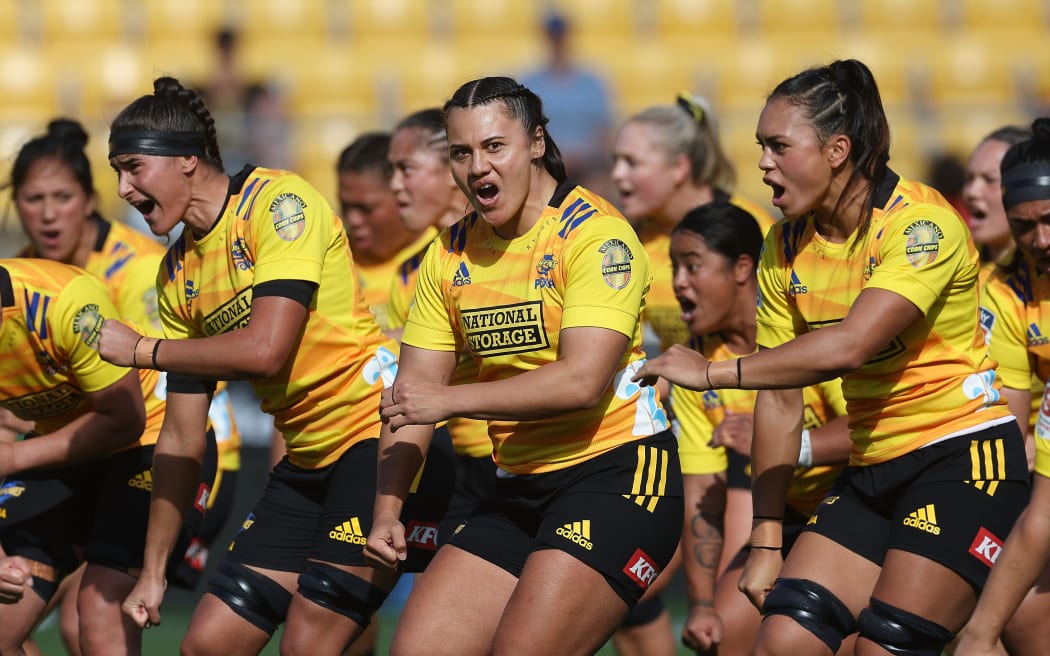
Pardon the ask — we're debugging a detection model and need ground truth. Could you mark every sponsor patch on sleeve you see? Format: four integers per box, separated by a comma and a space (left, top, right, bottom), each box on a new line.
270, 192, 307, 241
72, 303, 103, 349
902, 219, 944, 267
598, 239, 634, 289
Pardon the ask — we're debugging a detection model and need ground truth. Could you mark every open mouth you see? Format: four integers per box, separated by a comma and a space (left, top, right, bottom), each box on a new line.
476, 183, 498, 200
969, 207, 987, 222
770, 183, 785, 204
133, 200, 156, 217
677, 296, 697, 322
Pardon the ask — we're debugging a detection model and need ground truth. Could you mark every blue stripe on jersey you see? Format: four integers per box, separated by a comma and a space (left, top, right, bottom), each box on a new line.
105, 250, 134, 280
449, 219, 469, 253
1007, 265, 1034, 303
164, 240, 186, 282
558, 197, 597, 239
783, 219, 808, 264
399, 253, 424, 285
241, 179, 271, 220
236, 177, 261, 216
25, 291, 50, 340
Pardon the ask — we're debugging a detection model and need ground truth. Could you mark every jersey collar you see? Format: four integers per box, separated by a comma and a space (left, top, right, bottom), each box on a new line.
91, 214, 111, 252
0, 266, 13, 308
548, 177, 577, 208
873, 168, 901, 210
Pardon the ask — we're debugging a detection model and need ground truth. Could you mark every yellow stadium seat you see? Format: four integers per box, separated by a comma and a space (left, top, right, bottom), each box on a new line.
134, 0, 226, 41
234, 0, 330, 41
345, 0, 433, 40
653, 0, 741, 39
557, 0, 636, 39
33, 0, 125, 41
283, 43, 381, 124
754, 0, 846, 33
957, 0, 1048, 31
0, 47, 59, 122
854, 0, 946, 33
446, 0, 541, 38
921, 34, 1019, 105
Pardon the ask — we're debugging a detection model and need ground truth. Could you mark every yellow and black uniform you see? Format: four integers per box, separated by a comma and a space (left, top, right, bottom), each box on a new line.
357, 228, 436, 333
388, 232, 495, 542
157, 166, 452, 581
675, 334, 846, 550
21, 216, 225, 587
756, 171, 1028, 587
640, 191, 777, 352
0, 259, 202, 600
980, 255, 1050, 443
403, 179, 681, 604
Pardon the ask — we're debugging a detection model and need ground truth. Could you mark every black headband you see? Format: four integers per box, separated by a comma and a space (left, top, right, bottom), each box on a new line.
108, 129, 207, 159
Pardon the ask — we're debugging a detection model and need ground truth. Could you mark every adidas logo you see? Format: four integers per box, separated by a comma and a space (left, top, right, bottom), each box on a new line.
903, 504, 941, 535
329, 517, 368, 545
452, 262, 471, 287
128, 470, 153, 491
555, 520, 594, 551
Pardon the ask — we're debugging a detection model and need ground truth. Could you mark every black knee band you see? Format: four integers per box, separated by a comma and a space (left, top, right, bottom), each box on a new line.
857, 597, 954, 656
207, 560, 292, 636
297, 562, 389, 626
762, 577, 857, 653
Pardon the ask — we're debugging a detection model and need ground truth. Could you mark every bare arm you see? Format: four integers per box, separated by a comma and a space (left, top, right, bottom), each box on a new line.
384, 326, 629, 429
100, 295, 309, 379
636, 288, 924, 391
1, 371, 145, 476
680, 472, 727, 652
366, 345, 457, 568
123, 390, 210, 627
738, 386, 803, 610
807, 414, 852, 466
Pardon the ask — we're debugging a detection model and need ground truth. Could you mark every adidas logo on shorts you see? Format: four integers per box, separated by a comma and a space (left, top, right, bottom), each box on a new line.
128, 470, 153, 492
329, 517, 367, 545
555, 520, 594, 551
903, 503, 941, 535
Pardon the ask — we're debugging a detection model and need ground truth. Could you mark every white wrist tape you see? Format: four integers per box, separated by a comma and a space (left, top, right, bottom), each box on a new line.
797, 429, 813, 467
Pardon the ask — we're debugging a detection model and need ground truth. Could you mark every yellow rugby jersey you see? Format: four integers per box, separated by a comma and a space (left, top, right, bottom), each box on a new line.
387, 236, 490, 458
757, 171, 1011, 466
403, 180, 669, 474
0, 259, 150, 444
980, 256, 1050, 435
357, 228, 437, 333
157, 166, 397, 470
640, 192, 777, 352
674, 335, 845, 516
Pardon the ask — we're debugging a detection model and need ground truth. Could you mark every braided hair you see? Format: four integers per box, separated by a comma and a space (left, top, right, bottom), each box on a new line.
443, 77, 567, 182
110, 76, 224, 171
769, 59, 890, 245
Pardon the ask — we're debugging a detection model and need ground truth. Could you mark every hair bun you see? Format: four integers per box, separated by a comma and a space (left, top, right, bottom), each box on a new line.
46, 118, 88, 149
1032, 117, 1050, 142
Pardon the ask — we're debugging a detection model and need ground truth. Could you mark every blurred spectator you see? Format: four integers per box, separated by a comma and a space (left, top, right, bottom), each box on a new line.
521, 8, 614, 192
242, 82, 291, 169
925, 151, 970, 224
198, 28, 290, 172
